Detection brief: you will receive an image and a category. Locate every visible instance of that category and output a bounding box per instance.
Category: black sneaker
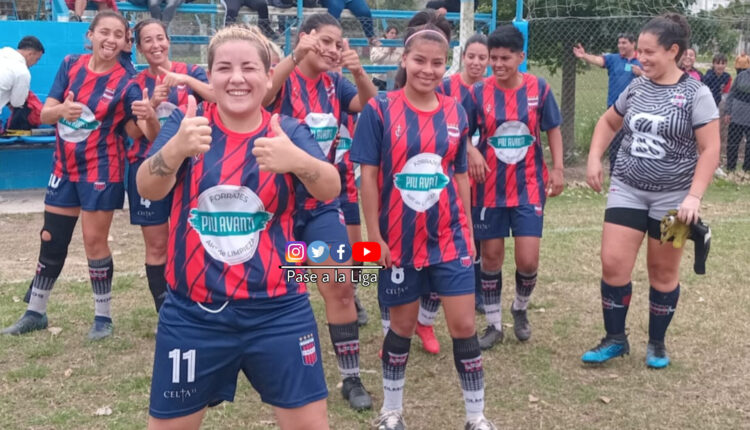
[478,325,504,350]
[465,417,498,430]
[341,376,372,411]
[690,220,711,275]
[69,15,82,22]
[373,410,405,430]
[355,294,368,326]
[511,306,531,341]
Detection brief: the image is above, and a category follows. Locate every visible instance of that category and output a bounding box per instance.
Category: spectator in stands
[703,53,732,107]
[425,0,477,15]
[0,36,44,111]
[725,69,750,172]
[573,33,641,170]
[680,48,703,81]
[369,26,402,91]
[67,0,117,22]
[735,51,749,75]
[221,0,278,39]
[319,0,379,46]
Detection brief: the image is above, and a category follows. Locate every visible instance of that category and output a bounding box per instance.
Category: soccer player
[263,12,377,411]
[409,33,490,355]
[353,10,497,430]
[582,13,719,369]
[136,25,340,429]
[127,18,212,314]
[466,25,564,350]
[2,11,154,340]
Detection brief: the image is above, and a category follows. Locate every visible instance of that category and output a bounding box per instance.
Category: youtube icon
[353,242,381,263]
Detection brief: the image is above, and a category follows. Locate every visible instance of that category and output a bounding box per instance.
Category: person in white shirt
[370,26,403,91]
[0,36,44,110]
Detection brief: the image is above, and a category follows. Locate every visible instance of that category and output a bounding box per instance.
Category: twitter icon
[307,241,330,263]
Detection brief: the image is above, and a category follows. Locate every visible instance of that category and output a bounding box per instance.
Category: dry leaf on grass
[48,327,62,336]
[528,395,539,403]
[599,396,611,404]
[608,374,619,379]
[94,406,112,416]
[64,368,73,378]
[698,297,706,303]
[12,296,20,303]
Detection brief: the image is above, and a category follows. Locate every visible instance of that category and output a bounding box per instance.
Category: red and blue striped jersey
[48,54,137,183]
[350,90,472,268]
[268,68,358,212]
[437,73,474,107]
[149,103,329,303]
[465,73,561,208]
[126,62,208,163]
[268,67,358,161]
[335,111,358,206]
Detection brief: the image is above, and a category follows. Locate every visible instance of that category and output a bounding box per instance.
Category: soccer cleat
[373,410,406,430]
[478,325,504,350]
[1,312,48,335]
[511,306,532,341]
[415,322,440,354]
[87,319,113,340]
[355,294,369,327]
[465,417,498,430]
[690,220,711,275]
[646,340,670,369]
[341,376,372,411]
[582,334,629,364]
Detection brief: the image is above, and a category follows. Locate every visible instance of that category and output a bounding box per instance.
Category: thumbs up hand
[171,95,212,158]
[252,114,304,173]
[339,39,363,75]
[61,91,82,122]
[132,87,157,121]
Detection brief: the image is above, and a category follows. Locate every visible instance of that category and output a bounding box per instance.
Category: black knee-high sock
[145,264,167,312]
[453,335,485,421]
[329,322,360,379]
[649,285,680,343]
[601,280,631,336]
[381,330,411,412]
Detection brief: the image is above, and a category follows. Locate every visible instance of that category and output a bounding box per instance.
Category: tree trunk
[560,48,577,161]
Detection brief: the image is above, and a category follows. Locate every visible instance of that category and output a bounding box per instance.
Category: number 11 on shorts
[169,348,196,384]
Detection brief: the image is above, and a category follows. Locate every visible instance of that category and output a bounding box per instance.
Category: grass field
[1,176,750,430]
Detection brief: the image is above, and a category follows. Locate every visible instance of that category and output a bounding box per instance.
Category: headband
[404,28,449,47]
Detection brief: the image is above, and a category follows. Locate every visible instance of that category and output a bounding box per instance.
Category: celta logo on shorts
[460,255,472,267]
[299,333,318,366]
[488,120,534,165]
[57,104,101,143]
[188,184,272,265]
[534,205,543,216]
[394,153,449,212]
[156,101,178,126]
[305,112,338,158]
[94,182,106,191]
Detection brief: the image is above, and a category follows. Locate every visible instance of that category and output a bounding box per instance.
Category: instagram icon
[285,242,307,263]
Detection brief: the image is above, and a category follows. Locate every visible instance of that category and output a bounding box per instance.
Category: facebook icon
[330,242,352,263]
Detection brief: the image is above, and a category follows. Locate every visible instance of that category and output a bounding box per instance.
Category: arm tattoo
[148,151,176,177]
[297,168,320,184]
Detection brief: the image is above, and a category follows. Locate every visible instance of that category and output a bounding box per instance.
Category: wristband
[688,193,702,201]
